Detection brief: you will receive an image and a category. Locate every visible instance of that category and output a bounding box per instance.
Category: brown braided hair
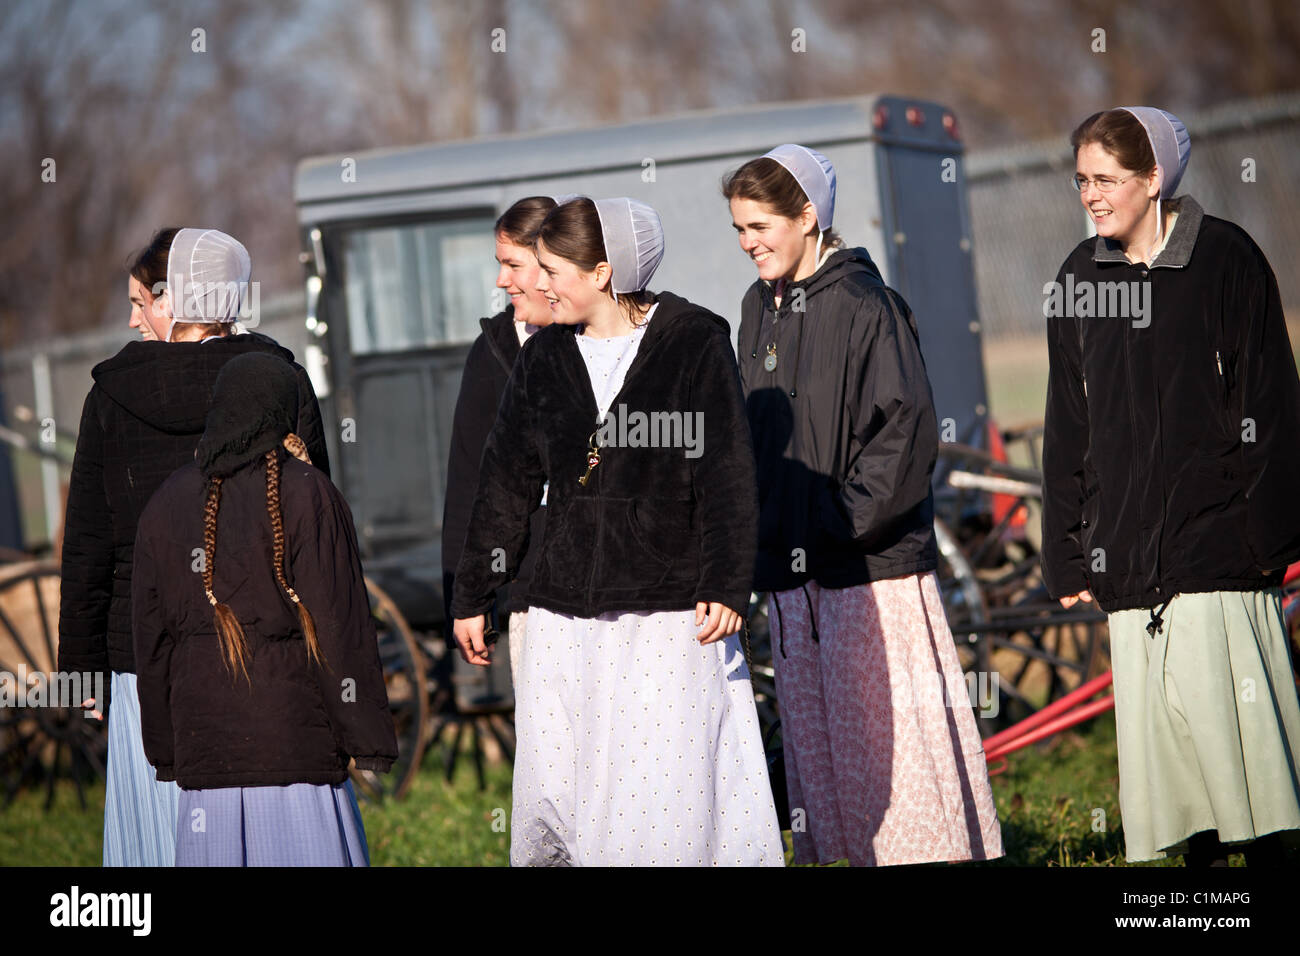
[264,448,323,666]
[203,476,250,682]
[282,432,311,465]
[202,444,323,680]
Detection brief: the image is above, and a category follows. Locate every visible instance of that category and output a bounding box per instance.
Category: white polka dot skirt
[510,606,785,866]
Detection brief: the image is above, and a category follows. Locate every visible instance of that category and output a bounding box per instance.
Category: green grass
[0,776,107,866]
[0,737,514,867]
[360,749,512,866]
[983,710,1154,867]
[7,710,1287,867]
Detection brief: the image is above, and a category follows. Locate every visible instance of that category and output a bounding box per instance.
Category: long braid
[265,449,323,666]
[282,432,312,465]
[204,477,251,682]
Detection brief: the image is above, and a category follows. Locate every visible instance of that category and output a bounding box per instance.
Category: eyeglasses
[1072,174,1135,194]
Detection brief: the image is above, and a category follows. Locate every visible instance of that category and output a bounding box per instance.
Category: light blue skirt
[174,779,370,866]
[103,671,181,867]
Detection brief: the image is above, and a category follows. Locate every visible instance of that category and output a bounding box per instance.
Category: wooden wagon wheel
[0,559,108,810]
[350,577,429,802]
[936,519,1111,732]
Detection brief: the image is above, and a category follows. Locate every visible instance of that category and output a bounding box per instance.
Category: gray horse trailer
[293,93,988,629]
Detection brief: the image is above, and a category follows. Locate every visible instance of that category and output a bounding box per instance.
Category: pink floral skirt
[770,572,1003,866]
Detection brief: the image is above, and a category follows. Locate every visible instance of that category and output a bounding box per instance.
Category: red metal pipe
[981,671,1113,754]
[984,694,1115,762]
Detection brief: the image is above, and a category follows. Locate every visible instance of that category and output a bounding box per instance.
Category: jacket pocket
[628,498,692,569]
[1079,485,1101,585]
[1208,346,1246,449]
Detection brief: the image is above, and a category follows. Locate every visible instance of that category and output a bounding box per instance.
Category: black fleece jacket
[1042,196,1300,612]
[441,308,547,621]
[450,292,758,620]
[737,247,939,592]
[57,333,329,689]
[133,450,396,789]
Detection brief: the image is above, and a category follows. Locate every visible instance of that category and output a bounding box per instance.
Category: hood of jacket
[91,332,296,436]
[758,246,884,307]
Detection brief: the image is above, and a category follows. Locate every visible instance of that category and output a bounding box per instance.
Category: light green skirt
[1109,588,1300,862]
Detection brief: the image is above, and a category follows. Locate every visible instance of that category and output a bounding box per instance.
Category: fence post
[31,352,61,546]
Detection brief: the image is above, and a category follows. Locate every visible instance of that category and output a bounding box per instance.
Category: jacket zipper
[1121,285,1149,596]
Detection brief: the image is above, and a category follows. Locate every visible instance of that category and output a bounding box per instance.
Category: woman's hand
[1058,590,1094,609]
[453,615,493,666]
[695,601,740,644]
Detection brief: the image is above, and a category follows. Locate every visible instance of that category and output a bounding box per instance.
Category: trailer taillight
[943,112,960,140]
[905,105,925,127]
[873,103,889,131]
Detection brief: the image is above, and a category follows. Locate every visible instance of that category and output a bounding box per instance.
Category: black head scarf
[196,352,299,479]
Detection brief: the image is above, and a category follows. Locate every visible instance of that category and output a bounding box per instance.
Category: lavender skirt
[174,779,370,866]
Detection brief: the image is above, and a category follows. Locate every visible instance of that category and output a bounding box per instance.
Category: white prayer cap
[1117,107,1191,199]
[762,144,837,230]
[593,198,664,294]
[165,228,251,336]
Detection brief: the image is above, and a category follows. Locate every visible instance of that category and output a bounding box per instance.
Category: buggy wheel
[975,566,1110,728]
[350,577,428,802]
[934,519,999,733]
[0,559,107,810]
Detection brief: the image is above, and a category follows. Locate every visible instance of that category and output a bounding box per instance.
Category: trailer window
[342,217,498,352]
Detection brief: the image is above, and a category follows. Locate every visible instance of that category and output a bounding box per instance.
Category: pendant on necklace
[763,342,778,372]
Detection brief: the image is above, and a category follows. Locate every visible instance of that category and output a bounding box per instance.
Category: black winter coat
[441,308,547,621]
[132,451,396,789]
[450,292,758,620]
[1042,196,1300,612]
[737,248,939,592]
[57,333,329,689]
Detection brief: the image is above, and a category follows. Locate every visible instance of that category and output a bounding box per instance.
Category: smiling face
[1075,141,1160,250]
[534,239,611,326]
[494,233,554,327]
[127,275,170,341]
[729,196,818,282]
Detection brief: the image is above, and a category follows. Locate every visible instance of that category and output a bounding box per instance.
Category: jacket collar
[1091,195,1204,269]
[479,306,519,376]
[758,247,884,310]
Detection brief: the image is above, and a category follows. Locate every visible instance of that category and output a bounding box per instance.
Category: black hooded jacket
[57,333,329,687]
[133,449,396,789]
[737,247,939,592]
[450,292,758,620]
[441,308,547,622]
[1041,197,1300,612]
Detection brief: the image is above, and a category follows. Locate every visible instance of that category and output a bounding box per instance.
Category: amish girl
[57,227,329,866]
[451,197,783,866]
[443,196,557,686]
[132,351,396,866]
[1042,107,1300,865]
[722,145,1004,866]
